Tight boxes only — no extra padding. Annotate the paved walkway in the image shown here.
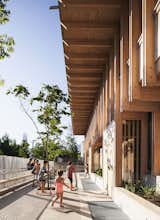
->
[0,183,51,220]
[40,174,131,220]
[0,174,131,220]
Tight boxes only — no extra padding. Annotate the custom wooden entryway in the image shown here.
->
[122,120,141,183]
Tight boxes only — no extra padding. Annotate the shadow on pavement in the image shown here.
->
[0,183,33,210]
[26,192,51,201]
[88,201,130,220]
[63,202,91,218]
[63,196,88,204]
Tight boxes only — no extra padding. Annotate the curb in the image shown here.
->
[0,178,33,196]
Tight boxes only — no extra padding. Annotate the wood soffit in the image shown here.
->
[59,0,120,135]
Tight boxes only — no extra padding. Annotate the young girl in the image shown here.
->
[52,169,69,208]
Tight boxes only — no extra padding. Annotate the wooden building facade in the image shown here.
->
[59,0,160,195]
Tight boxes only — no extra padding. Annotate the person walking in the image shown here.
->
[39,160,48,193]
[66,161,75,190]
[85,163,89,177]
[32,159,41,187]
[51,170,69,208]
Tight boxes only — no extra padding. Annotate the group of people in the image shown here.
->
[28,159,76,208]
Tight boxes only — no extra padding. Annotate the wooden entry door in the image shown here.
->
[122,120,141,183]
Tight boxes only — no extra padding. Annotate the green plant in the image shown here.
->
[0,0,15,60]
[95,168,102,177]
[124,181,156,199]
[124,183,136,193]
[141,186,155,198]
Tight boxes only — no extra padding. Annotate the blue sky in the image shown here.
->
[0,0,84,145]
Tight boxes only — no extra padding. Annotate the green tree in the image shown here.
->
[0,0,15,60]
[0,134,19,156]
[18,136,29,158]
[66,136,79,161]
[7,84,70,161]
[30,142,44,159]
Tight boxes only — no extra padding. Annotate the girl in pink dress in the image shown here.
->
[52,170,69,207]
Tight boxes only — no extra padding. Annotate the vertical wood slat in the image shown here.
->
[129,0,141,99]
[142,0,157,85]
[141,115,148,178]
[114,31,122,186]
[136,120,140,181]
[153,112,160,175]
[123,121,127,182]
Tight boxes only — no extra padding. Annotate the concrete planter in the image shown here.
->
[90,173,104,189]
[113,187,160,220]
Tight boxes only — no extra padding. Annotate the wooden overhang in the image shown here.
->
[59,0,121,135]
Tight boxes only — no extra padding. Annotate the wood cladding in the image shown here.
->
[59,0,160,184]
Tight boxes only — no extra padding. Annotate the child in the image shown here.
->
[52,169,69,208]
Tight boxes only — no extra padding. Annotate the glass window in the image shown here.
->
[158,11,160,57]
[138,34,143,82]
[154,0,160,59]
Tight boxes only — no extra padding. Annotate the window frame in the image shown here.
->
[138,34,144,84]
[154,0,160,60]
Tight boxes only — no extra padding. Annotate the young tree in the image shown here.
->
[18,135,29,158]
[0,0,15,60]
[66,136,79,162]
[30,142,44,160]
[7,84,70,160]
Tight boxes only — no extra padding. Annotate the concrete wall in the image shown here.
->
[113,187,160,220]
[90,173,104,189]
[103,121,116,196]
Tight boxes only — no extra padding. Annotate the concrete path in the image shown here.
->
[81,177,130,220]
[0,174,131,220]
[0,183,51,220]
[40,174,131,220]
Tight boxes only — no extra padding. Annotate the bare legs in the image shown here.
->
[41,181,46,193]
[52,193,63,207]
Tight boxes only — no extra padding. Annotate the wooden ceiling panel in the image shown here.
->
[63,29,115,41]
[60,3,120,24]
[66,58,106,66]
[59,0,121,135]
[67,72,103,78]
[64,45,110,55]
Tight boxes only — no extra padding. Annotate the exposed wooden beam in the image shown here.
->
[67,72,103,78]
[67,68,103,74]
[66,65,105,73]
[70,93,96,97]
[73,113,89,116]
[68,77,101,82]
[61,22,117,31]
[69,88,97,93]
[64,40,112,48]
[73,115,89,120]
[70,100,95,104]
[71,105,92,110]
[68,76,101,81]
[68,82,99,87]
[71,100,94,104]
[70,92,96,97]
[66,57,107,64]
[66,53,108,59]
[71,103,93,106]
[71,109,91,112]
[67,64,105,69]
[59,0,121,8]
